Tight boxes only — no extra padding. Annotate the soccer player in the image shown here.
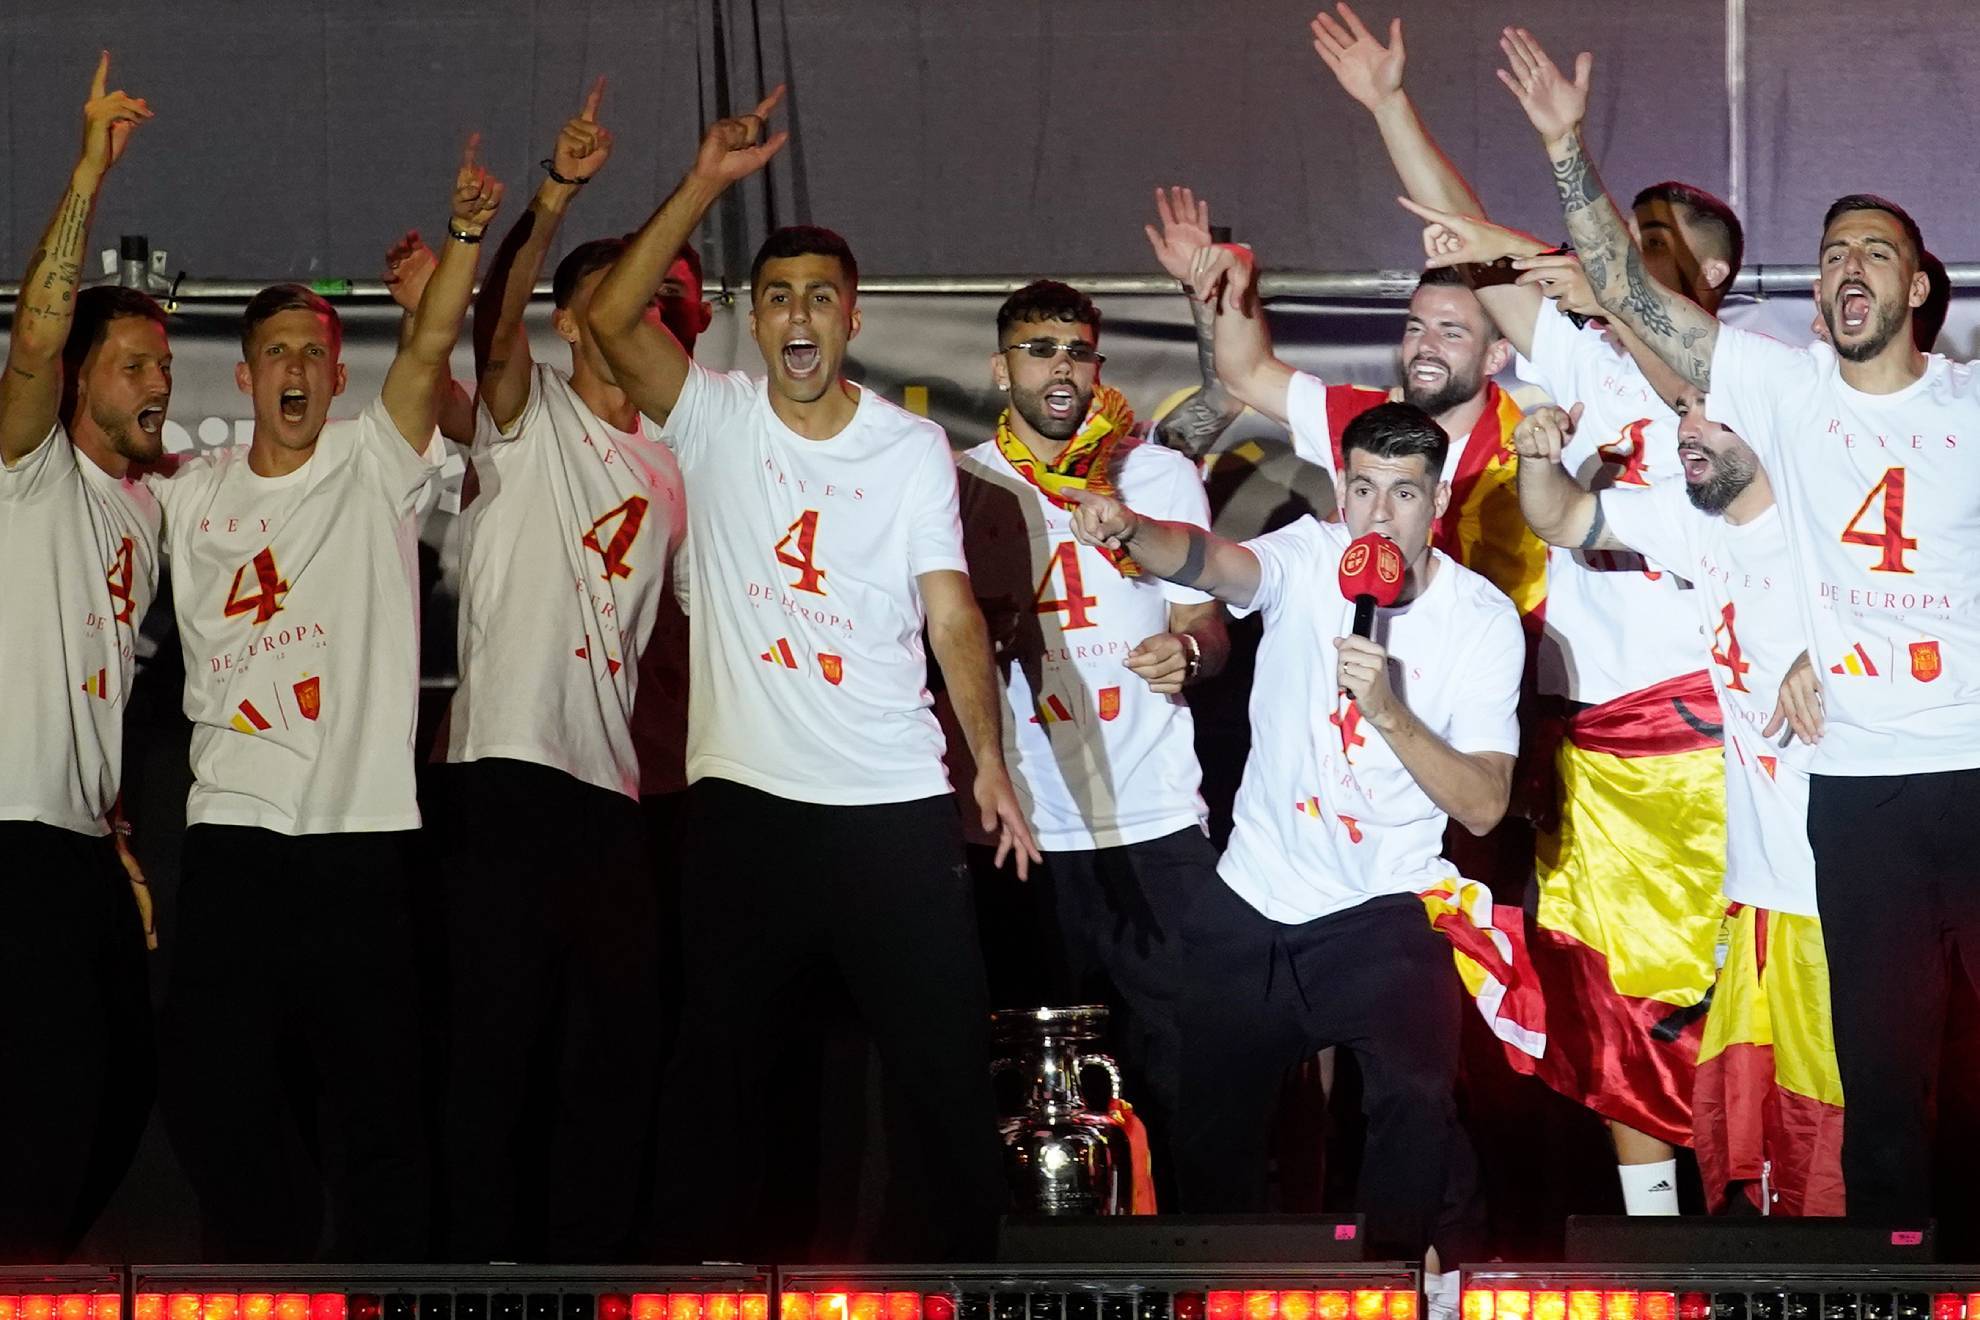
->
[1066,394,1521,1262]
[1504,22,1980,1219]
[1318,3,1739,1210]
[1514,393,1840,1215]
[432,79,683,1261]
[956,274,1228,1164]
[587,89,1034,1259]
[0,52,160,1264]
[149,137,501,1261]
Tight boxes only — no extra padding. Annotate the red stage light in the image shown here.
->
[95,1302,121,1320]
[1387,1294,1417,1320]
[1315,1293,1350,1320]
[923,1298,956,1320]
[599,1299,630,1320]
[1675,1296,1709,1320]
[779,1300,811,1320]
[59,1296,91,1320]
[1245,1293,1278,1320]
[884,1294,921,1320]
[668,1296,702,1320]
[706,1297,740,1320]
[1935,1298,1963,1320]
[1281,1292,1317,1320]
[743,1298,770,1320]
[1209,1294,1243,1320]
[849,1295,882,1320]
[1534,1294,1567,1320]
[1638,1295,1675,1320]
[1352,1293,1386,1320]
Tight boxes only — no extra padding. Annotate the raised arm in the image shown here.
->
[589,86,786,426]
[382,232,475,445]
[1311,4,1483,219]
[1496,27,1717,389]
[1144,187,1243,456]
[1190,244,1296,424]
[2,53,151,463]
[477,78,611,430]
[1405,197,1552,359]
[1063,487,1262,609]
[1510,402,1629,551]
[382,134,503,450]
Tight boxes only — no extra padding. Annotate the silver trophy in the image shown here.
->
[990,1004,1132,1216]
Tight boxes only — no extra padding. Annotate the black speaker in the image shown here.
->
[998,1214,1367,1264]
[1565,1215,1937,1264]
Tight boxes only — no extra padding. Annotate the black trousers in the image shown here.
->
[1170,883,1466,1261]
[0,822,154,1263]
[162,824,428,1261]
[1810,768,1980,1220]
[653,778,1006,1261]
[439,757,658,1261]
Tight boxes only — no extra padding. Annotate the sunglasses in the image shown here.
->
[1003,338,1106,365]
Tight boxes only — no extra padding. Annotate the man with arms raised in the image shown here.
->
[587,91,1033,1258]
[431,79,685,1262]
[1514,393,1841,1215]
[0,54,160,1263]
[1067,400,1522,1268]
[1504,22,1980,1219]
[957,273,1228,1165]
[150,141,501,1260]
[1313,2,1738,1209]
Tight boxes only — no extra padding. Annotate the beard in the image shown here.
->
[1683,444,1758,515]
[1821,291,1910,364]
[91,398,163,464]
[1401,355,1484,417]
[1010,379,1094,442]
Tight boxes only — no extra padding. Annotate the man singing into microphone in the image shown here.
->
[1067,389,1523,1264]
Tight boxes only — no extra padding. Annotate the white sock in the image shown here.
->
[1617,1158,1680,1215]
[1425,1270,1460,1320]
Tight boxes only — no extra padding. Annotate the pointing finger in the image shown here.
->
[91,50,109,100]
[581,74,606,121]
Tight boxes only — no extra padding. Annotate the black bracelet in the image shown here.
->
[446,223,484,245]
[541,158,589,187]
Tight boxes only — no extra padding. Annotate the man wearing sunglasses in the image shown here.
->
[956,273,1230,1177]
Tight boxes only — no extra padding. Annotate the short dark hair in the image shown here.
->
[1822,193,1925,265]
[552,238,703,309]
[996,279,1101,343]
[241,282,340,356]
[1340,401,1448,478]
[748,225,857,298]
[1632,181,1745,285]
[1413,266,1503,340]
[63,286,167,382]
[1915,249,1951,351]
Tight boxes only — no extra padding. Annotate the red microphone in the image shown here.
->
[1338,532,1406,639]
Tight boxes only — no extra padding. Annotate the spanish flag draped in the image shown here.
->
[1694,904,1845,1215]
[1511,671,1729,1147]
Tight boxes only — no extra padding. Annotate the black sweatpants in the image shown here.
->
[0,822,154,1263]
[162,824,427,1261]
[653,778,1006,1262]
[439,757,658,1261]
[1810,768,1980,1220]
[1170,883,1466,1261]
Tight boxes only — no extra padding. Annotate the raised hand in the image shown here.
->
[1144,185,1214,282]
[1311,4,1405,111]
[383,230,438,313]
[1062,486,1139,551]
[1512,402,1582,463]
[691,84,789,189]
[1189,242,1259,313]
[1399,196,1539,269]
[552,75,613,183]
[1513,249,1604,318]
[1496,26,1591,146]
[451,133,505,236]
[80,51,152,177]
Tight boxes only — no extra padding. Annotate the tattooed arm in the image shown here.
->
[2,53,151,463]
[1061,488,1262,608]
[1143,187,1244,457]
[1496,26,1717,389]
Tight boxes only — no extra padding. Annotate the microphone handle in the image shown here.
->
[1352,594,1377,640]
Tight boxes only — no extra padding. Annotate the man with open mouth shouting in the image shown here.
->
[588,88,1035,1259]
[0,51,162,1266]
[143,136,502,1261]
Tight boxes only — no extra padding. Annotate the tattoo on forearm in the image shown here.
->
[1156,389,1239,457]
[1578,498,1609,551]
[1175,525,1210,586]
[1550,143,1605,214]
[1621,246,1677,339]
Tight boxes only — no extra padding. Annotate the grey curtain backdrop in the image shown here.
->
[0,0,1965,281]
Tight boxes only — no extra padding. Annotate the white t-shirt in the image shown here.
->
[1516,301,1711,704]
[0,426,161,835]
[1709,328,1980,775]
[146,397,442,834]
[662,362,968,805]
[1603,482,1814,915]
[1218,516,1523,924]
[443,364,685,799]
[956,437,1212,851]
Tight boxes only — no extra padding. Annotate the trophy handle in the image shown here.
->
[1077,1054,1124,1105]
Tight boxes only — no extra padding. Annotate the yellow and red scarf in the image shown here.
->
[993,383,1142,577]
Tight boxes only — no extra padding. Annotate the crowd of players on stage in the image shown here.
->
[8,6,1978,1289]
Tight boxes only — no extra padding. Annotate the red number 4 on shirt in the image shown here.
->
[1034,541,1098,630]
[223,547,291,625]
[1840,466,1918,573]
[776,509,828,595]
